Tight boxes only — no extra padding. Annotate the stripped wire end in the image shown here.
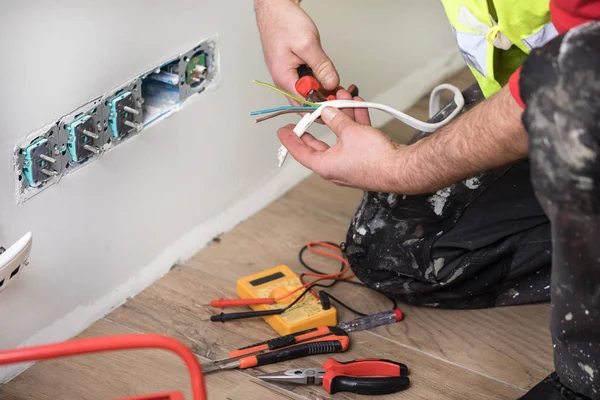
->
[277,146,288,168]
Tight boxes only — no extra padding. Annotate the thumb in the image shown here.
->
[301,46,339,91]
[321,106,356,138]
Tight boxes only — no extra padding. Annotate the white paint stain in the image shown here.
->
[387,194,398,206]
[513,292,520,298]
[433,258,445,277]
[565,312,573,321]
[585,309,590,315]
[578,362,595,379]
[428,187,452,216]
[445,267,464,284]
[464,177,481,189]
[357,226,367,236]
[544,285,550,290]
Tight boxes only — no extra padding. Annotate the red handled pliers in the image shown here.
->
[258,358,410,395]
[295,65,359,103]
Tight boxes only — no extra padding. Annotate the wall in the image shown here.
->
[0,0,461,382]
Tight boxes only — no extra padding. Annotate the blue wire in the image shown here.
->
[250,106,318,116]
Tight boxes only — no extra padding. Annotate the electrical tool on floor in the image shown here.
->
[337,309,404,333]
[201,326,350,374]
[233,264,337,335]
[258,358,410,395]
[205,242,404,335]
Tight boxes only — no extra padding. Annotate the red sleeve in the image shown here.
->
[509,67,525,109]
[509,0,600,108]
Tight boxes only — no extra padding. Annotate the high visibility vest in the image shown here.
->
[441,0,558,97]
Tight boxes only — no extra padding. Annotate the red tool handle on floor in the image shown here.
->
[323,358,409,376]
[239,337,350,369]
[321,358,410,395]
[0,334,207,400]
[230,326,334,358]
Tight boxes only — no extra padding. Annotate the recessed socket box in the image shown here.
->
[13,36,219,203]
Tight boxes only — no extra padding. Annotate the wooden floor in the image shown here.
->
[0,69,554,399]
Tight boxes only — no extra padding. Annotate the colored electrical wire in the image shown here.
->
[252,80,320,107]
[250,106,319,116]
[297,242,397,317]
[254,110,310,123]
[276,83,466,167]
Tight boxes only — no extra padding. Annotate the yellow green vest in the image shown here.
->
[441,0,558,97]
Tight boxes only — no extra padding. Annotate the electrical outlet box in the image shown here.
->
[59,98,105,168]
[17,124,62,192]
[0,232,33,294]
[13,36,218,203]
[105,81,144,140]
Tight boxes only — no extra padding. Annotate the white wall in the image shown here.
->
[0,0,461,381]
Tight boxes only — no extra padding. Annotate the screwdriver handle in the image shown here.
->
[337,309,403,333]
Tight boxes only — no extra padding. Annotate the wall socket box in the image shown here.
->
[14,37,218,203]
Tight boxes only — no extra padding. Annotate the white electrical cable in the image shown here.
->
[277,83,465,167]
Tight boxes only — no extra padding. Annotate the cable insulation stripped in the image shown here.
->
[252,80,319,106]
[250,106,318,116]
[276,83,465,166]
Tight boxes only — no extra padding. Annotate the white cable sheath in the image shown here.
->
[277,83,465,167]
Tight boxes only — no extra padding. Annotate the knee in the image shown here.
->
[519,21,600,201]
[521,21,600,105]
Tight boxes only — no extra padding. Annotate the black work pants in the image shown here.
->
[345,20,600,398]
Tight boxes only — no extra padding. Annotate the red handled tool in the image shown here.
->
[295,64,359,102]
[258,358,410,395]
[202,326,350,373]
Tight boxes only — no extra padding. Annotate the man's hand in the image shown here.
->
[277,90,405,192]
[255,0,339,100]
[278,86,528,195]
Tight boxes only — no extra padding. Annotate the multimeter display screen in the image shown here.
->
[249,272,286,286]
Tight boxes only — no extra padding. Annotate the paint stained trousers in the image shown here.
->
[344,21,600,398]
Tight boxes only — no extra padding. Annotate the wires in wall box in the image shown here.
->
[13,36,220,204]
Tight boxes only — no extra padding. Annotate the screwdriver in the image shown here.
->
[337,309,403,333]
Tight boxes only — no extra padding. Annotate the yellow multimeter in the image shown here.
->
[236,265,337,335]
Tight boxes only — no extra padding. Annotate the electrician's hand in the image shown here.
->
[277,90,406,192]
[255,0,339,104]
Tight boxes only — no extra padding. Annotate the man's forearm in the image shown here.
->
[255,0,301,8]
[394,86,528,194]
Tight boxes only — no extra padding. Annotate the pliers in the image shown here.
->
[258,358,410,395]
[295,65,359,103]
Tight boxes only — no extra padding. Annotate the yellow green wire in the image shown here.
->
[252,80,319,107]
